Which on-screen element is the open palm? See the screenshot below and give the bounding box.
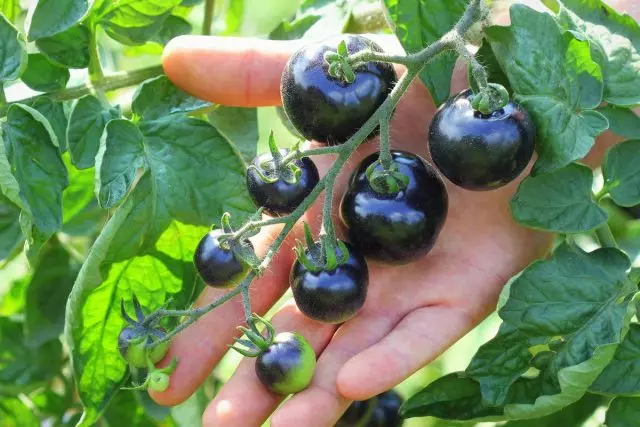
[149,35,552,427]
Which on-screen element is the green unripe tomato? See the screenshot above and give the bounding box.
[149,371,170,392]
[118,326,170,368]
[255,332,316,395]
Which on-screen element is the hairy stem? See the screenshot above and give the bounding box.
[281,145,343,164]
[202,0,216,35]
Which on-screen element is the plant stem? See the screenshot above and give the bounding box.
[281,145,343,164]
[146,0,488,338]
[0,85,6,106]
[88,28,104,82]
[202,0,216,35]
[594,186,609,202]
[378,113,393,170]
[595,223,617,248]
[0,65,164,116]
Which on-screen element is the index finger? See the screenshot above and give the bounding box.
[162,36,301,107]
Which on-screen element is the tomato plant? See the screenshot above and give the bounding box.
[0,0,639,426]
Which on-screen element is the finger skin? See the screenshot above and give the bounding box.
[202,302,336,427]
[150,224,299,406]
[162,36,300,106]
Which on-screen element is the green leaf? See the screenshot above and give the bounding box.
[401,372,504,420]
[499,244,631,335]
[496,245,632,418]
[0,0,21,23]
[510,163,607,233]
[466,325,532,406]
[95,119,145,209]
[24,237,76,347]
[62,153,102,235]
[549,0,640,107]
[0,396,40,427]
[27,0,90,41]
[131,75,212,121]
[220,0,243,36]
[0,318,63,395]
[0,193,22,261]
[207,106,259,164]
[502,393,604,426]
[606,397,640,427]
[591,323,640,395]
[598,106,640,139]
[603,140,640,207]
[487,5,608,174]
[152,14,191,45]
[103,391,158,427]
[0,13,27,83]
[65,176,207,425]
[98,0,181,46]
[21,53,70,92]
[269,0,357,41]
[68,95,121,169]
[384,0,469,106]
[26,97,68,152]
[35,24,91,69]
[1,104,68,260]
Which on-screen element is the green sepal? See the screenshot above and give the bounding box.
[328,61,341,79]
[221,212,234,234]
[337,40,348,57]
[470,83,510,114]
[247,164,278,184]
[366,159,409,195]
[324,51,341,63]
[322,235,339,271]
[267,131,282,162]
[303,222,315,249]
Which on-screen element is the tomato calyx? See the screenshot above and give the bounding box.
[214,212,261,272]
[365,159,410,195]
[324,39,357,84]
[246,132,302,186]
[293,223,350,273]
[229,313,276,358]
[470,82,510,115]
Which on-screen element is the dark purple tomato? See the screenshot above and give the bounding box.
[290,241,368,324]
[428,89,536,190]
[341,151,448,264]
[194,229,252,288]
[247,149,319,216]
[281,34,397,145]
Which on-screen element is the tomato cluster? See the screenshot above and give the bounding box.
[185,34,536,396]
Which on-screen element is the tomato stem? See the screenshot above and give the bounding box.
[595,223,618,248]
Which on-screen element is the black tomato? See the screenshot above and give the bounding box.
[340,151,448,264]
[246,149,319,216]
[255,332,316,395]
[193,229,252,288]
[428,89,536,191]
[290,241,369,324]
[336,389,404,427]
[281,34,397,145]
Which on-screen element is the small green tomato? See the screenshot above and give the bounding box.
[255,332,316,395]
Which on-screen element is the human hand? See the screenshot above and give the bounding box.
[148,33,554,427]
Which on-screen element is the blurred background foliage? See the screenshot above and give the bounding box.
[0,0,638,425]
